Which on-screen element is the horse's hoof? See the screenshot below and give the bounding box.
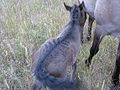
[109,79,119,90]
[110,83,120,90]
[112,79,119,86]
[85,59,91,68]
[87,36,91,41]
[81,39,84,44]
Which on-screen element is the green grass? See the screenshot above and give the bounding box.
[0,0,119,90]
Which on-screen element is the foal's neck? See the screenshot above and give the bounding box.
[69,18,80,25]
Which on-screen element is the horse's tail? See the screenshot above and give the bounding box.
[34,65,75,89]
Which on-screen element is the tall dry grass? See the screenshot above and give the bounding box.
[0,0,120,90]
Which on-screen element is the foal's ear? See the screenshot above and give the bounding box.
[79,1,85,10]
[64,2,72,11]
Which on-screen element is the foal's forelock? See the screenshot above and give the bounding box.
[70,5,81,21]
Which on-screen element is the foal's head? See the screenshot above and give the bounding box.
[64,2,85,23]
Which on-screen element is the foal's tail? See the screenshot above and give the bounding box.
[34,66,75,89]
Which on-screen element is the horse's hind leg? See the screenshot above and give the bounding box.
[85,27,104,68]
[87,16,94,41]
[112,39,120,86]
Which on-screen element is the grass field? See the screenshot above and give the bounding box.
[0,0,120,90]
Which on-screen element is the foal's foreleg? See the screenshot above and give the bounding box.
[85,29,104,68]
[112,40,120,85]
[72,61,77,80]
[87,16,94,41]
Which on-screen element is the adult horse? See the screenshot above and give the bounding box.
[31,2,85,90]
[85,0,120,86]
[79,0,97,41]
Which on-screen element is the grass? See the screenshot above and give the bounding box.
[0,0,119,90]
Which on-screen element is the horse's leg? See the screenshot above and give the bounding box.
[112,39,120,86]
[85,27,104,67]
[81,11,87,43]
[87,16,94,41]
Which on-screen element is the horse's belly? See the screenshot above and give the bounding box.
[111,32,120,38]
[95,0,120,24]
[110,24,120,37]
[96,23,120,38]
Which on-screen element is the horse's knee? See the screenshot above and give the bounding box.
[112,56,120,85]
[90,46,99,56]
[116,55,120,67]
[112,71,119,85]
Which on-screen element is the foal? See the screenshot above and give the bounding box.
[31,2,84,90]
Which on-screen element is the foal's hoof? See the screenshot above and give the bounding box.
[85,59,91,68]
